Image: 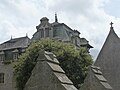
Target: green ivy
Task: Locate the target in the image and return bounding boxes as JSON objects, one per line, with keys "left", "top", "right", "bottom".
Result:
{"left": 14, "top": 39, "right": 93, "bottom": 90}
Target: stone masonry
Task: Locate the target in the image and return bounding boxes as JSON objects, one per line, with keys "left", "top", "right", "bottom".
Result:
{"left": 24, "top": 51, "right": 78, "bottom": 90}
{"left": 80, "top": 66, "right": 112, "bottom": 90}
{"left": 0, "top": 63, "right": 16, "bottom": 90}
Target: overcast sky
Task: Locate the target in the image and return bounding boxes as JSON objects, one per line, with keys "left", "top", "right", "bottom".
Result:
{"left": 0, "top": 0, "right": 120, "bottom": 59}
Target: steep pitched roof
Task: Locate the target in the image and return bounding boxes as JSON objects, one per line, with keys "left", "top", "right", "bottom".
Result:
{"left": 94, "top": 28, "right": 120, "bottom": 90}
{"left": 0, "top": 36, "right": 30, "bottom": 50}
{"left": 80, "top": 66, "right": 112, "bottom": 90}
{"left": 24, "top": 51, "right": 78, "bottom": 90}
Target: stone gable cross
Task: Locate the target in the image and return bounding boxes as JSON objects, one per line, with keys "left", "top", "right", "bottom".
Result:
{"left": 110, "top": 22, "right": 113, "bottom": 27}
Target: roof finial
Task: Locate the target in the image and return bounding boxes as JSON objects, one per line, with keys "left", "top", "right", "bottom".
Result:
{"left": 11, "top": 35, "right": 12, "bottom": 40}
{"left": 110, "top": 22, "right": 114, "bottom": 30}
{"left": 26, "top": 33, "right": 28, "bottom": 37}
{"left": 55, "top": 12, "right": 58, "bottom": 22}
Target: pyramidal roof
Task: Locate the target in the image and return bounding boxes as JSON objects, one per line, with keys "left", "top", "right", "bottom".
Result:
{"left": 94, "top": 24, "right": 120, "bottom": 90}
{"left": 80, "top": 66, "right": 112, "bottom": 90}
{"left": 24, "top": 51, "right": 78, "bottom": 90}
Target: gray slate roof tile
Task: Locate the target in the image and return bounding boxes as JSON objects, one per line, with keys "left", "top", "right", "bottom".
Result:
{"left": 92, "top": 68, "right": 102, "bottom": 75}
{"left": 47, "top": 62, "right": 65, "bottom": 73}
{"left": 54, "top": 72, "right": 73, "bottom": 84}
{"left": 100, "top": 82, "right": 113, "bottom": 89}
{"left": 95, "top": 74, "right": 107, "bottom": 82}
{"left": 62, "top": 84, "right": 78, "bottom": 90}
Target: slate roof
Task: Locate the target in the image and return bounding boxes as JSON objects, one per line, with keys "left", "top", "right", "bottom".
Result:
{"left": 80, "top": 66, "right": 112, "bottom": 90}
{"left": 0, "top": 36, "right": 30, "bottom": 50}
{"left": 80, "top": 38, "right": 93, "bottom": 48}
{"left": 52, "top": 22, "right": 93, "bottom": 48}
{"left": 33, "top": 16, "right": 93, "bottom": 49}
{"left": 52, "top": 22, "right": 80, "bottom": 35}
{"left": 94, "top": 27, "right": 120, "bottom": 90}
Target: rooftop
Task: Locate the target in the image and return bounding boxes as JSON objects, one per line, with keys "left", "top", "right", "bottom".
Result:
{"left": 0, "top": 36, "right": 30, "bottom": 50}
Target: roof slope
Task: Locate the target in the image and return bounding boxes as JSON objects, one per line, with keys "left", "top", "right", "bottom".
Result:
{"left": 24, "top": 51, "right": 78, "bottom": 90}
{"left": 94, "top": 28, "right": 120, "bottom": 90}
{"left": 80, "top": 66, "right": 112, "bottom": 90}
{"left": 0, "top": 36, "right": 30, "bottom": 50}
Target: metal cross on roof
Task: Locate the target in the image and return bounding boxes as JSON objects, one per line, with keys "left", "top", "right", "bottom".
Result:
{"left": 110, "top": 22, "right": 113, "bottom": 27}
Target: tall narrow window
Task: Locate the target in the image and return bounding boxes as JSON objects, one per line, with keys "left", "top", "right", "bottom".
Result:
{"left": 0, "top": 51, "right": 5, "bottom": 61}
{"left": 41, "top": 30, "right": 44, "bottom": 38}
{"left": 75, "top": 38, "right": 77, "bottom": 46}
{"left": 0, "top": 73, "right": 4, "bottom": 83}
{"left": 45, "top": 28, "right": 49, "bottom": 37}
{"left": 2, "top": 55, "right": 5, "bottom": 61}
{"left": 53, "top": 27, "right": 57, "bottom": 37}
{"left": 12, "top": 49, "right": 19, "bottom": 61}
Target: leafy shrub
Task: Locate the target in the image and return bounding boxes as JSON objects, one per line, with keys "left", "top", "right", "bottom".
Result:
{"left": 14, "top": 39, "right": 93, "bottom": 90}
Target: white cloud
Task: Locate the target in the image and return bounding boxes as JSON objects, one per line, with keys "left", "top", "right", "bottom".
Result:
{"left": 0, "top": 0, "right": 120, "bottom": 59}
{"left": 0, "top": 0, "right": 47, "bottom": 42}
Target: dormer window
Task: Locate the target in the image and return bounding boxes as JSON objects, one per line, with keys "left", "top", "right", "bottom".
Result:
{"left": 0, "top": 55, "right": 5, "bottom": 62}
{"left": 12, "top": 49, "right": 19, "bottom": 61}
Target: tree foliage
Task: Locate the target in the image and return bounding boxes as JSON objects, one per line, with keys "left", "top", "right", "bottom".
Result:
{"left": 14, "top": 39, "right": 93, "bottom": 90}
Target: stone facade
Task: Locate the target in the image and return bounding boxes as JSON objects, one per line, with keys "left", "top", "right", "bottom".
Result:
{"left": 0, "top": 63, "right": 16, "bottom": 90}
{"left": 24, "top": 51, "right": 78, "bottom": 90}
{"left": 80, "top": 66, "right": 112, "bottom": 90}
